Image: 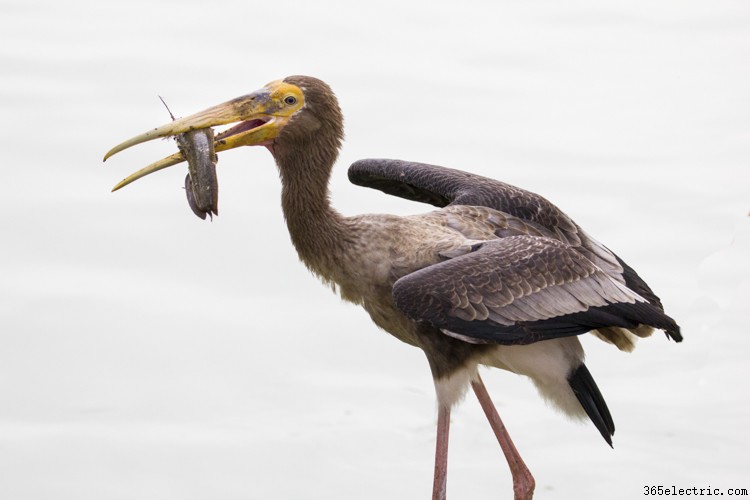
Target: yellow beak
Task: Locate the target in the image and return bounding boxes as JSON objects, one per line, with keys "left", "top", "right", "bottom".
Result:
{"left": 104, "top": 81, "right": 303, "bottom": 191}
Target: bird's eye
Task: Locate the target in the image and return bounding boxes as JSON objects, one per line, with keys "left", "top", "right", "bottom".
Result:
{"left": 284, "top": 95, "right": 297, "bottom": 105}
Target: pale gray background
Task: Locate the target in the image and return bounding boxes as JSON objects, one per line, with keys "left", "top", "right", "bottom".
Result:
{"left": 1, "top": 0, "right": 748, "bottom": 498}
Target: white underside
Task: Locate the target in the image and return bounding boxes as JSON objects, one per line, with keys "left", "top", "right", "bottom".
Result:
{"left": 433, "top": 365, "right": 480, "bottom": 410}
{"left": 434, "top": 337, "right": 587, "bottom": 419}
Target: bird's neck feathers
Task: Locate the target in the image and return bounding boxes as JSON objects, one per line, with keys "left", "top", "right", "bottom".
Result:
{"left": 273, "top": 135, "right": 351, "bottom": 281}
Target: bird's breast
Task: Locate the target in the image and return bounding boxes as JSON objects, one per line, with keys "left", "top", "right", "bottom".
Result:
{"left": 326, "top": 214, "right": 474, "bottom": 346}
{"left": 337, "top": 214, "right": 462, "bottom": 289}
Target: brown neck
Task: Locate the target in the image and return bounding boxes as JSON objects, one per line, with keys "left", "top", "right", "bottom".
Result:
{"left": 273, "top": 144, "right": 350, "bottom": 278}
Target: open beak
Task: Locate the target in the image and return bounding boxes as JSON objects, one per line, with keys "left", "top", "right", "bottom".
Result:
{"left": 104, "top": 81, "right": 300, "bottom": 191}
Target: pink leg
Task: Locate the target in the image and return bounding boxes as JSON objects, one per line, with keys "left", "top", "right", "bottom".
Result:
{"left": 432, "top": 404, "right": 450, "bottom": 500}
{"left": 471, "top": 374, "right": 535, "bottom": 500}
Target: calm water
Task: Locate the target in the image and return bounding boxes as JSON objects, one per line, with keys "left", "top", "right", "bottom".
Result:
{"left": 1, "top": 1, "right": 748, "bottom": 498}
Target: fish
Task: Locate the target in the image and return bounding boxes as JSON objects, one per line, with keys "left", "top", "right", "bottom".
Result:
{"left": 176, "top": 128, "right": 219, "bottom": 220}
{"left": 158, "top": 96, "right": 219, "bottom": 220}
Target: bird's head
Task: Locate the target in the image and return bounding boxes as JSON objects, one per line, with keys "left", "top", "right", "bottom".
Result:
{"left": 104, "top": 75, "right": 343, "bottom": 191}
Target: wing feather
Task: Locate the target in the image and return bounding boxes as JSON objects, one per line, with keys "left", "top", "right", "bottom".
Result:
{"left": 392, "top": 236, "right": 680, "bottom": 345}
{"left": 350, "top": 159, "right": 666, "bottom": 316}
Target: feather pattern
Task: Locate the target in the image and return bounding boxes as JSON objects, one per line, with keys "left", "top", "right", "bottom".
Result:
{"left": 349, "top": 158, "right": 680, "bottom": 349}
{"left": 391, "top": 236, "right": 680, "bottom": 345}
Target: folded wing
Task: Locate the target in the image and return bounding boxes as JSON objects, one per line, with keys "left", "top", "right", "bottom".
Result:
{"left": 392, "top": 237, "right": 681, "bottom": 345}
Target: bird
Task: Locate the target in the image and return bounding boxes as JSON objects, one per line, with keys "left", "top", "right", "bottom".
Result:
{"left": 104, "top": 75, "right": 682, "bottom": 500}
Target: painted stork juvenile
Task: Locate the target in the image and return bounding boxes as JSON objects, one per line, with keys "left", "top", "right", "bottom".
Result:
{"left": 105, "top": 76, "right": 682, "bottom": 500}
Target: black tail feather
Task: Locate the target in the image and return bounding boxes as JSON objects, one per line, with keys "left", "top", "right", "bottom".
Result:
{"left": 569, "top": 363, "right": 615, "bottom": 447}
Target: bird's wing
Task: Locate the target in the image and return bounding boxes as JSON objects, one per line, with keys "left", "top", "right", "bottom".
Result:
{"left": 349, "top": 158, "right": 665, "bottom": 310}
{"left": 392, "top": 236, "right": 681, "bottom": 345}
{"left": 349, "top": 159, "right": 580, "bottom": 242}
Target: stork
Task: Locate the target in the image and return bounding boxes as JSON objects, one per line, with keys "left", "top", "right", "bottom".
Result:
{"left": 105, "top": 76, "right": 681, "bottom": 500}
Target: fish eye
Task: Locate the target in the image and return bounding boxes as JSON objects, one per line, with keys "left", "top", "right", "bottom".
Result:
{"left": 284, "top": 95, "right": 297, "bottom": 105}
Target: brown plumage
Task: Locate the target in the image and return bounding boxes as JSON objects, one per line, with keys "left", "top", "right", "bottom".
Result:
{"left": 105, "top": 75, "right": 682, "bottom": 500}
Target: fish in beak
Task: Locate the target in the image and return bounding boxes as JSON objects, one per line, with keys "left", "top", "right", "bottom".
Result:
{"left": 178, "top": 128, "right": 219, "bottom": 219}
{"left": 103, "top": 80, "right": 305, "bottom": 200}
